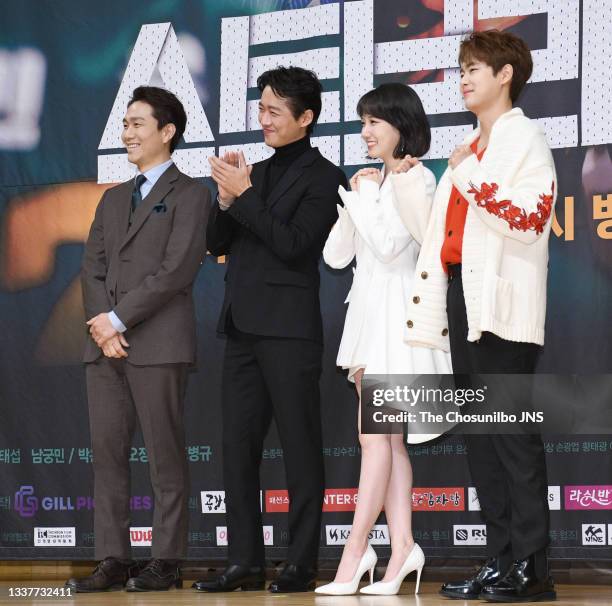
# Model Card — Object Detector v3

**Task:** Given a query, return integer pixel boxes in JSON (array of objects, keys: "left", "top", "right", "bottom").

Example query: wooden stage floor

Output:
[{"left": 0, "top": 581, "right": 610, "bottom": 605}]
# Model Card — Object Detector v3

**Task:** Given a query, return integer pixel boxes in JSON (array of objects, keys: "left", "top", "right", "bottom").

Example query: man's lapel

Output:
[
  {"left": 115, "top": 181, "right": 134, "bottom": 237},
  {"left": 119, "top": 163, "right": 180, "bottom": 251},
  {"left": 265, "top": 147, "right": 319, "bottom": 209},
  {"left": 250, "top": 159, "right": 269, "bottom": 199}
]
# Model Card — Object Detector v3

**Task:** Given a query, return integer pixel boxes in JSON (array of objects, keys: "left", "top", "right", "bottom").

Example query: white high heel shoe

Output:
[
  {"left": 315, "top": 544, "right": 377, "bottom": 595},
  {"left": 360, "top": 542, "right": 424, "bottom": 595}
]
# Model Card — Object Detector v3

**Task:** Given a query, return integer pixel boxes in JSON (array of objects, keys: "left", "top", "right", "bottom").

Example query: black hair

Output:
[
  {"left": 257, "top": 66, "right": 322, "bottom": 135},
  {"left": 128, "top": 86, "right": 187, "bottom": 153},
  {"left": 357, "top": 83, "right": 431, "bottom": 158}
]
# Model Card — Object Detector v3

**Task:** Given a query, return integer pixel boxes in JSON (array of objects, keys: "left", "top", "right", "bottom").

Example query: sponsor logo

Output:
[
  {"left": 582, "top": 524, "right": 606, "bottom": 545},
  {"left": 265, "top": 489, "right": 359, "bottom": 513},
  {"left": 468, "top": 487, "right": 481, "bottom": 511},
  {"left": 216, "top": 526, "right": 273, "bottom": 547},
  {"left": 548, "top": 486, "right": 561, "bottom": 511},
  {"left": 262, "top": 526, "right": 273, "bottom": 546},
  {"left": 130, "top": 527, "right": 152, "bottom": 547},
  {"left": 216, "top": 526, "right": 228, "bottom": 546},
  {"left": 412, "top": 487, "right": 464, "bottom": 511},
  {"left": 201, "top": 490, "right": 226, "bottom": 514},
  {"left": 14, "top": 486, "right": 152, "bottom": 518},
  {"left": 326, "top": 525, "right": 389, "bottom": 546},
  {"left": 323, "top": 489, "right": 359, "bottom": 512},
  {"left": 453, "top": 525, "right": 487, "bottom": 546},
  {"left": 265, "top": 490, "right": 290, "bottom": 513},
  {"left": 15, "top": 486, "right": 38, "bottom": 518},
  {"left": 566, "top": 486, "right": 612, "bottom": 510},
  {"left": 468, "top": 486, "right": 560, "bottom": 511},
  {"left": 34, "top": 527, "right": 75, "bottom": 547}
]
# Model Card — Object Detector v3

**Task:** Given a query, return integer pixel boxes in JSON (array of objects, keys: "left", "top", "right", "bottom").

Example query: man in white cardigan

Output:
[{"left": 394, "top": 30, "right": 557, "bottom": 602}]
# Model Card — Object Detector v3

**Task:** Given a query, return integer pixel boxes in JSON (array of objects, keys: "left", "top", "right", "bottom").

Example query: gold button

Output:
[
  {"left": 407, "top": 320, "right": 414, "bottom": 328},
  {"left": 442, "top": 328, "right": 449, "bottom": 336},
  {"left": 421, "top": 271, "right": 428, "bottom": 279},
  {"left": 413, "top": 296, "right": 420, "bottom": 304}
]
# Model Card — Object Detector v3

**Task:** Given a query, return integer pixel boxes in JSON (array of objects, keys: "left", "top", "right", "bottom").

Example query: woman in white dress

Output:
[{"left": 316, "top": 84, "right": 451, "bottom": 596}]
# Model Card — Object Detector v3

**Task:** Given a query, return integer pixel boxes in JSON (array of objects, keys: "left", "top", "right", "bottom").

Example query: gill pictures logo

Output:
[{"left": 14, "top": 485, "right": 38, "bottom": 518}]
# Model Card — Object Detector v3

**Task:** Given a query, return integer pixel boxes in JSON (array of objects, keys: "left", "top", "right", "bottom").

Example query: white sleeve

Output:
[
  {"left": 339, "top": 181, "right": 413, "bottom": 264},
  {"left": 389, "top": 163, "right": 436, "bottom": 245},
  {"left": 323, "top": 202, "right": 356, "bottom": 269},
  {"left": 450, "top": 130, "right": 556, "bottom": 244}
]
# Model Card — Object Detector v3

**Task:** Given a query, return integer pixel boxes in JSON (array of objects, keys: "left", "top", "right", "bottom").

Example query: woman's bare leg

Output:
[
  {"left": 332, "top": 369, "right": 393, "bottom": 583},
  {"left": 381, "top": 432, "right": 415, "bottom": 580}
]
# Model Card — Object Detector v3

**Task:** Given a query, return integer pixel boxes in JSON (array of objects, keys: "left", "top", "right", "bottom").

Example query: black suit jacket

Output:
[
  {"left": 207, "top": 146, "right": 347, "bottom": 342},
  {"left": 81, "top": 164, "right": 211, "bottom": 365}
]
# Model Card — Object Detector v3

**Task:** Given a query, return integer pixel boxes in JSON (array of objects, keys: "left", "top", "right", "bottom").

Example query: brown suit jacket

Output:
[{"left": 81, "top": 163, "right": 211, "bottom": 365}]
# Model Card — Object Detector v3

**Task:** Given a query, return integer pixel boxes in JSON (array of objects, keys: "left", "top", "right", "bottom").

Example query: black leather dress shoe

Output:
[
  {"left": 192, "top": 564, "right": 265, "bottom": 592},
  {"left": 481, "top": 553, "right": 556, "bottom": 602},
  {"left": 65, "top": 557, "right": 140, "bottom": 592},
  {"left": 268, "top": 564, "right": 316, "bottom": 593},
  {"left": 125, "top": 559, "right": 182, "bottom": 591},
  {"left": 440, "top": 556, "right": 508, "bottom": 600}
]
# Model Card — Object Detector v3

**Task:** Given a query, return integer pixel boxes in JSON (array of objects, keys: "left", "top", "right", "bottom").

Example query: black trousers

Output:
[
  {"left": 86, "top": 357, "right": 189, "bottom": 560},
  {"left": 221, "top": 325, "right": 325, "bottom": 568},
  {"left": 446, "top": 265, "right": 550, "bottom": 561}
]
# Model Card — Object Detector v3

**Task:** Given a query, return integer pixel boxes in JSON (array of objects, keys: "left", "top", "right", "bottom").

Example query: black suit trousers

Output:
[
  {"left": 446, "top": 266, "right": 550, "bottom": 560},
  {"left": 86, "top": 357, "right": 189, "bottom": 560},
  {"left": 221, "top": 324, "right": 325, "bottom": 569}
]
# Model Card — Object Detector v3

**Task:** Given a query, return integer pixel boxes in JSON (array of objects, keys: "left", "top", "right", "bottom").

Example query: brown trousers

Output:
[{"left": 86, "top": 357, "right": 189, "bottom": 560}]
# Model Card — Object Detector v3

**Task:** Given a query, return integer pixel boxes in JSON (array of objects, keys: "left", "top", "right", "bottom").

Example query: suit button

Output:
[
  {"left": 407, "top": 320, "right": 414, "bottom": 328},
  {"left": 421, "top": 271, "right": 428, "bottom": 279},
  {"left": 413, "top": 296, "right": 420, "bottom": 304},
  {"left": 442, "top": 328, "right": 449, "bottom": 336}
]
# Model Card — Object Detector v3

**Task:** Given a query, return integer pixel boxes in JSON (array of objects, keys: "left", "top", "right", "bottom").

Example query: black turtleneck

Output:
[{"left": 263, "top": 136, "right": 311, "bottom": 198}]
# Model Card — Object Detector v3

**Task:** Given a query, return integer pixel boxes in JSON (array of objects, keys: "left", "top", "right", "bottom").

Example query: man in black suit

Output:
[
  {"left": 68, "top": 86, "right": 210, "bottom": 592},
  {"left": 193, "top": 67, "right": 347, "bottom": 594}
]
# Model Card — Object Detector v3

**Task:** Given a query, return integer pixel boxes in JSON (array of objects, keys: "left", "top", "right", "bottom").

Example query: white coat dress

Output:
[{"left": 323, "top": 164, "right": 452, "bottom": 382}]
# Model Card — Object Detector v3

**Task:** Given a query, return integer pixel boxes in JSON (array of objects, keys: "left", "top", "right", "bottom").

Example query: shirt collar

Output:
[{"left": 138, "top": 158, "right": 174, "bottom": 187}]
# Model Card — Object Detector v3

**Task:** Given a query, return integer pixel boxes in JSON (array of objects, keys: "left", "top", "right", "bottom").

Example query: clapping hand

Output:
[{"left": 209, "top": 151, "right": 254, "bottom": 204}]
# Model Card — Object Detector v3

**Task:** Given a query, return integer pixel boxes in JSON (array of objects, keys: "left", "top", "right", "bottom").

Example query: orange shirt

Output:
[{"left": 440, "top": 139, "right": 486, "bottom": 271}]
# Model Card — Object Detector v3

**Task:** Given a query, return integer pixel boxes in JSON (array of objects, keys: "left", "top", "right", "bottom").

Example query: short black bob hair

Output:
[
  {"left": 128, "top": 86, "right": 187, "bottom": 153},
  {"left": 357, "top": 83, "right": 431, "bottom": 158},
  {"left": 257, "top": 66, "right": 322, "bottom": 135}
]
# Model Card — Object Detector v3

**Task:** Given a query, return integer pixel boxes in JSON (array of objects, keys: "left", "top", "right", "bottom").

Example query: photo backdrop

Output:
[{"left": 1, "top": 0, "right": 611, "bottom": 560}]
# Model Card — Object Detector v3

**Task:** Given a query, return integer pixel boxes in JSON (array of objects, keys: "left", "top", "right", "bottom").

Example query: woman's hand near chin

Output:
[{"left": 349, "top": 167, "right": 383, "bottom": 191}]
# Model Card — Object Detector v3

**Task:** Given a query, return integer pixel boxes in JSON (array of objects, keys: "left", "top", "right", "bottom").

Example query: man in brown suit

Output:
[{"left": 66, "top": 86, "right": 211, "bottom": 592}]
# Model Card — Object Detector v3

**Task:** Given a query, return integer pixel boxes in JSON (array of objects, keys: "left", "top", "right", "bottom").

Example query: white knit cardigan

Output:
[{"left": 390, "top": 107, "right": 557, "bottom": 351}]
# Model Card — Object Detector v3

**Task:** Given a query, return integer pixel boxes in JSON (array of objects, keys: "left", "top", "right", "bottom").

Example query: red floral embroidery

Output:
[{"left": 467, "top": 181, "right": 554, "bottom": 234}]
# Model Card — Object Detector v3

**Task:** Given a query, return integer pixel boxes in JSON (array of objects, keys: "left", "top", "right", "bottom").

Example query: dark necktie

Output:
[{"left": 131, "top": 174, "right": 147, "bottom": 211}]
